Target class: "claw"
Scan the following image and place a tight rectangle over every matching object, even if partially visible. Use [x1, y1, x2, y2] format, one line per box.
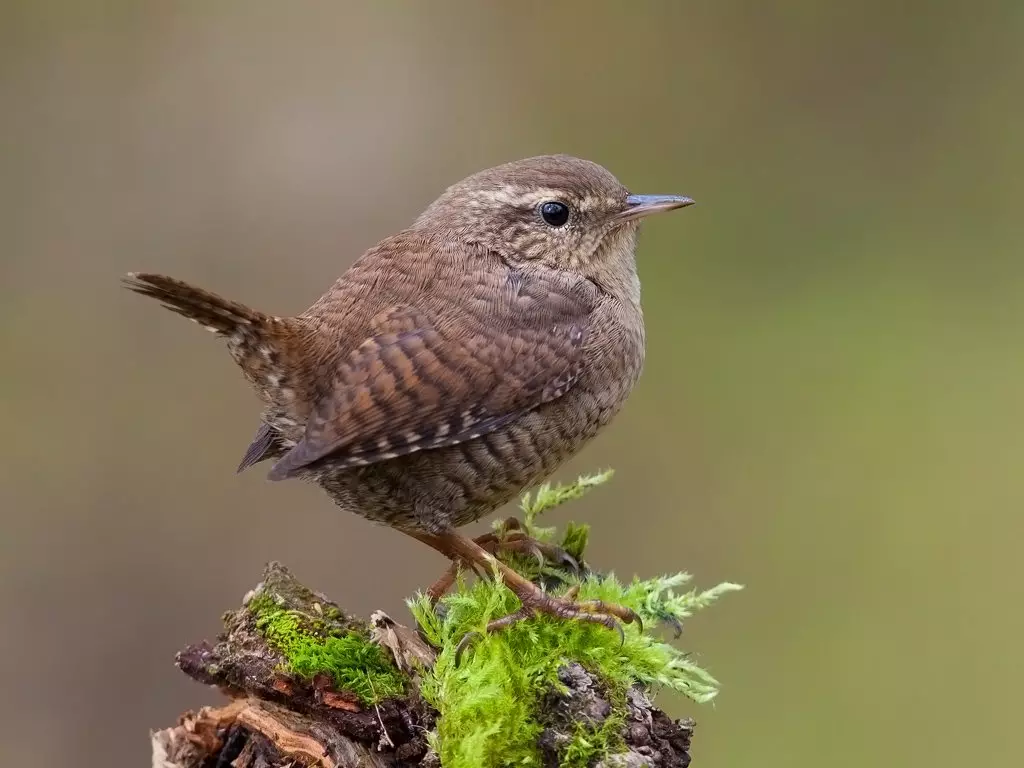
[494, 538, 551, 573]
[531, 545, 546, 571]
[500, 517, 523, 534]
[514, 541, 545, 571]
[557, 550, 581, 574]
[454, 630, 482, 666]
[565, 611, 627, 646]
[663, 615, 683, 639]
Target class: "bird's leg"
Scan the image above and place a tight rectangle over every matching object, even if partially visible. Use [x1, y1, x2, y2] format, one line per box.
[415, 518, 579, 603]
[414, 531, 639, 657]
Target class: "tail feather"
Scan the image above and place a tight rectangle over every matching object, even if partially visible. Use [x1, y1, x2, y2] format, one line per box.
[123, 270, 309, 399]
[125, 271, 317, 461]
[122, 272, 264, 335]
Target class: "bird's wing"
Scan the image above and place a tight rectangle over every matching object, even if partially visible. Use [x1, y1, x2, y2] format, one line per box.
[266, 268, 596, 480]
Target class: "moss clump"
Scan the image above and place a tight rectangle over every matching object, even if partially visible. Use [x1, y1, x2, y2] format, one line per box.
[560, 714, 626, 767]
[248, 592, 406, 705]
[410, 471, 743, 768]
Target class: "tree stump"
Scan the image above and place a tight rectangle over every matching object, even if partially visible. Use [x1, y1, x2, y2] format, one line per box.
[151, 561, 699, 768]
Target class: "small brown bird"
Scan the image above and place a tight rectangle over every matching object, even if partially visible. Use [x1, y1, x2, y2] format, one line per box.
[124, 154, 692, 638]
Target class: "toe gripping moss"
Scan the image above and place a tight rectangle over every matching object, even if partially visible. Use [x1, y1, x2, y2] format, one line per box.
[162, 471, 742, 768]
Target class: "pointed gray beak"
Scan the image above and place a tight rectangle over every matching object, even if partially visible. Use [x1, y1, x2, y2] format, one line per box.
[617, 194, 695, 222]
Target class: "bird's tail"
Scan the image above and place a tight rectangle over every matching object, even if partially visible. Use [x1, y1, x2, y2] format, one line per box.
[122, 272, 267, 336]
[122, 272, 310, 405]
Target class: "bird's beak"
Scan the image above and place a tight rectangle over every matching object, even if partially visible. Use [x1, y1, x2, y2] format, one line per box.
[616, 194, 695, 223]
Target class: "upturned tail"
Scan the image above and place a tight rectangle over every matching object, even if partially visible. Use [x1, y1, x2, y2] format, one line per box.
[122, 272, 310, 407]
[122, 272, 267, 336]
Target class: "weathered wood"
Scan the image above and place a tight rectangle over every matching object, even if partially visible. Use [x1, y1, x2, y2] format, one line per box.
[150, 561, 695, 768]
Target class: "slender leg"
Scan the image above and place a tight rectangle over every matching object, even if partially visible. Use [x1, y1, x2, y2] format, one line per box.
[407, 529, 640, 657]
[415, 518, 579, 603]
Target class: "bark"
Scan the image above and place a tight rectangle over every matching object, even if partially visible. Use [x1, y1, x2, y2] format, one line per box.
[150, 561, 696, 768]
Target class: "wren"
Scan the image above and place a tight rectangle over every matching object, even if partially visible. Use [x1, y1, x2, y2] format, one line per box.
[124, 154, 692, 639]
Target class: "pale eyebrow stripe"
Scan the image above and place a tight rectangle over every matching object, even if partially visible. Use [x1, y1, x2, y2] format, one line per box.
[473, 186, 606, 211]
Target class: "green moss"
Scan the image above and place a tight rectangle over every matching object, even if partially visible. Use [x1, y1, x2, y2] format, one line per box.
[561, 714, 626, 768]
[248, 593, 406, 704]
[411, 571, 739, 767]
[560, 521, 591, 564]
[409, 471, 743, 768]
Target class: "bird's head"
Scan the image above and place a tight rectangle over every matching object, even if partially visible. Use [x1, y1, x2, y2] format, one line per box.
[413, 154, 692, 300]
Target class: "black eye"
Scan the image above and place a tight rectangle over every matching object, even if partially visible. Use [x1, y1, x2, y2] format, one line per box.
[539, 201, 570, 227]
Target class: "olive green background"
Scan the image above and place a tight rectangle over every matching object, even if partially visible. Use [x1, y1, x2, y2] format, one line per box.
[2, 2, 1022, 766]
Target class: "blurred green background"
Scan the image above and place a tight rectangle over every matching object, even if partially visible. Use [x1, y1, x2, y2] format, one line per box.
[2, 2, 1022, 766]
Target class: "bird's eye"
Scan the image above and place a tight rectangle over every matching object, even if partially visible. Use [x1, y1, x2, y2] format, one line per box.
[539, 201, 570, 227]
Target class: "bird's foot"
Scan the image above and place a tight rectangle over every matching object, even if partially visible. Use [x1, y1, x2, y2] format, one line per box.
[408, 530, 637, 663]
[425, 517, 579, 603]
[487, 516, 581, 573]
[455, 583, 641, 663]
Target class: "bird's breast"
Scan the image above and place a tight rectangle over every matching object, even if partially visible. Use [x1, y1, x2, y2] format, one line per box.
[580, 299, 645, 411]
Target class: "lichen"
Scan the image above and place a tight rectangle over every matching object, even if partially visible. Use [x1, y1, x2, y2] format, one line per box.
[409, 471, 743, 768]
[247, 590, 406, 705]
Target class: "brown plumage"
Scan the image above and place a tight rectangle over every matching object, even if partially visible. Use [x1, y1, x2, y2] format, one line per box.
[124, 154, 692, 640]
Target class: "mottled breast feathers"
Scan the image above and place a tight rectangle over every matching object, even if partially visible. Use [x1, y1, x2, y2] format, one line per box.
[265, 258, 599, 480]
